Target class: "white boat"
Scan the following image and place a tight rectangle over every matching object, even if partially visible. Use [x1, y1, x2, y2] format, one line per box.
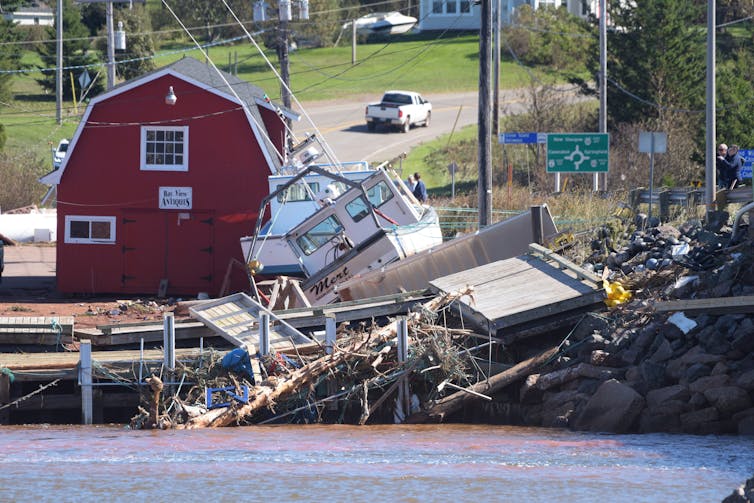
[242, 161, 443, 306]
[344, 12, 418, 36]
[239, 159, 374, 276]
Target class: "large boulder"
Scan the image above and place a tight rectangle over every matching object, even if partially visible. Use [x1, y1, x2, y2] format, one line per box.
[703, 386, 752, 416]
[572, 379, 645, 433]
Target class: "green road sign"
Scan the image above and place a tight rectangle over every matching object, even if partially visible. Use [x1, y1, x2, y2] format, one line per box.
[546, 133, 609, 173]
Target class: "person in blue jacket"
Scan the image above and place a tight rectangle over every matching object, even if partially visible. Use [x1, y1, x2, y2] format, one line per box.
[412, 172, 428, 203]
[720, 144, 745, 189]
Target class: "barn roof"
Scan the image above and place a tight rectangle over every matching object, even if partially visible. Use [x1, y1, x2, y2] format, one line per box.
[41, 56, 297, 185]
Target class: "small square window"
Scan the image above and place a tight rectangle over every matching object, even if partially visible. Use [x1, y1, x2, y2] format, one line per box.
[141, 126, 188, 172]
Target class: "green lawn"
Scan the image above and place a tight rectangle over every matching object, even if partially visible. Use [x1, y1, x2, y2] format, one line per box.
[4, 32, 541, 160]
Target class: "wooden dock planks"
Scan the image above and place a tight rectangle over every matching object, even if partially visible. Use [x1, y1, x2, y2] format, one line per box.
[430, 246, 605, 334]
[0, 316, 75, 345]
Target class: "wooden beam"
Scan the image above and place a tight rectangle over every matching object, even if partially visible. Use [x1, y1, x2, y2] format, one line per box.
[653, 295, 754, 314]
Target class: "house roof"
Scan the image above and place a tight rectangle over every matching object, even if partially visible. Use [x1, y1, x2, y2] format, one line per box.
[40, 56, 297, 185]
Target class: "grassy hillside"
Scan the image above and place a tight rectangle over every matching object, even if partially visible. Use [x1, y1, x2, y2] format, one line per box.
[4, 32, 540, 162]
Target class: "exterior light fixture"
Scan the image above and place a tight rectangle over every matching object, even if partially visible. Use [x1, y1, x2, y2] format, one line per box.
[165, 86, 177, 106]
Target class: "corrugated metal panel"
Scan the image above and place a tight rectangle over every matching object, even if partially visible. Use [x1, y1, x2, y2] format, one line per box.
[337, 207, 558, 301]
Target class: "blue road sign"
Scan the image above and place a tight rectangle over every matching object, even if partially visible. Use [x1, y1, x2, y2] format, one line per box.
[739, 149, 754, 179]
[500, 132, 538, 144]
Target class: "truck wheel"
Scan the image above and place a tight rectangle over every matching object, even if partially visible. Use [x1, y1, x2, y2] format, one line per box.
[402, 117, 411, 133]
[424, 112, 431, 127]
[367, 122, 376, 132]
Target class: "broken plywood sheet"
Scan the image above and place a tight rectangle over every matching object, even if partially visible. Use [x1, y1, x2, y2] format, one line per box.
[337, 206, 558, 302]
[429, 250, 604, 334]
[189, 292, 313, 349]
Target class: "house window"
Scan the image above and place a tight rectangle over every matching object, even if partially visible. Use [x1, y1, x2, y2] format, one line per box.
[431, 0, 473, 15]
[141, 126, 188, 172]
[65, 216, 116, 244]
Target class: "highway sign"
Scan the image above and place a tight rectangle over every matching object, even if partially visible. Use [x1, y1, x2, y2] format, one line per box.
[546, 133, 609, 173]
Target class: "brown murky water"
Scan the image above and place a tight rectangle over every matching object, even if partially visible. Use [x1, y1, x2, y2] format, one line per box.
[0, 424, 751, 502]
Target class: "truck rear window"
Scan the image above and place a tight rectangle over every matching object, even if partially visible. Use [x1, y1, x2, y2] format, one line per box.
[382, 93, 412, 104]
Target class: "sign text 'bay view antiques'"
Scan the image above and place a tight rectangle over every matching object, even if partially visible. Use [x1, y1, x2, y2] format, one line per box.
[546, 133, 609, 173]
[159, 186, 193, 209]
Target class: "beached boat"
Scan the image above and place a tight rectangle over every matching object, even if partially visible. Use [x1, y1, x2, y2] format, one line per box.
[242, 162, 443, 306]
[343, 11, 418, 36]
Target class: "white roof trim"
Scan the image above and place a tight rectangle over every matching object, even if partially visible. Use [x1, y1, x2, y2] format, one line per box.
[40, 67, 283, 185]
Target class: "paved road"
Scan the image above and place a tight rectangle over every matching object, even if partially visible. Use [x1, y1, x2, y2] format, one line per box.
[292, 90, 529, 165]
[0, 245, 56, 298]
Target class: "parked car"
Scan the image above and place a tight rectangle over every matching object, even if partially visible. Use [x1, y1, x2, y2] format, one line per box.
[53, 139, 69, 170]
[365, 90, 431, 133]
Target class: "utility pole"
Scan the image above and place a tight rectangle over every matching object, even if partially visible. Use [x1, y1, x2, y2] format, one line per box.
[598, 0, 607, 191]
[492, 0, 500, 136]
[106, 0, 115, 89]
[478, 0, 492, 228]
[278, 0, 292, 130]
[56, 0, 63, 124]
[705, 0, 716, 215]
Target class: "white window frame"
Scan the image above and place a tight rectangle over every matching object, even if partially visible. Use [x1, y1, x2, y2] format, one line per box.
[140, 125, 189, 172]
[64, 215, 117, 244]
[431, 0, 474, 16]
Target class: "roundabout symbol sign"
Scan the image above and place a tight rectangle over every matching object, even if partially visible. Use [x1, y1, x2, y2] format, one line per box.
[546, 133, 609, 173]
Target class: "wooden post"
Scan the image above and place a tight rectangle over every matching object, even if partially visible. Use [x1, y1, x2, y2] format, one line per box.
[531, 205, 544, 245]
[259, 313, 270, 356]
[163, 313, 175, 371]
[351, 20, 356, 64]
[325, 314, 336, 355]
[80, 340, 93, 425]
[325, 314, 337, 411]
[396, 317, 410, 421]
[0, 372, 10, 424]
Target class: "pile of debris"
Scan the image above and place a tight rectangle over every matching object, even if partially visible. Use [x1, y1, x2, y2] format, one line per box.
[130, 209, 754, 435]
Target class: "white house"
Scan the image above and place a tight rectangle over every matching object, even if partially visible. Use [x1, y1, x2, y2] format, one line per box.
[4, 2, 54, 26]
[417, 0, 597, 31]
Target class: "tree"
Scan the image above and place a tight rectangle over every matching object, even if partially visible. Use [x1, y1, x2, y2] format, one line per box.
[290, 0, 343, 48]
[717, 49, 754, 149]
[587, 0, 706, 126]
[36, 0, 103, 101]
[504, 5, 595, 73]
[171, 0, 252, 42]
[93, 4, 156, 82]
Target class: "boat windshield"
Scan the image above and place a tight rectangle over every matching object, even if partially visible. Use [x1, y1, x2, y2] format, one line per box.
[296, 215, 344, 255]
[276, 182, 320, 203]
[345, 181, 395, 222]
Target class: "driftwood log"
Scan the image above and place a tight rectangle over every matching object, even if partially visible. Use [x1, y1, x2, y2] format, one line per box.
[405, 346, 558, 423]
[147, 375, 164, 428]
[177, 288, 473, 429]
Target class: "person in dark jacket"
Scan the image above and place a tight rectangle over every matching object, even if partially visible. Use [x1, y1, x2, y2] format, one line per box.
[722, 144, 745, 189]
[412, 172, 427, 203]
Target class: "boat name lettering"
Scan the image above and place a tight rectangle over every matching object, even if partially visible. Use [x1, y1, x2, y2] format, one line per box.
[310, 266, 350, 298]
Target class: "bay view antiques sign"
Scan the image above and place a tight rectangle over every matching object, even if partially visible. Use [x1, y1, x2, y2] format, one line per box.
[159, 187, 193, 209]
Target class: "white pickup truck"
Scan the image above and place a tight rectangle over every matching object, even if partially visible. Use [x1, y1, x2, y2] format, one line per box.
[365, 90, 432, 133]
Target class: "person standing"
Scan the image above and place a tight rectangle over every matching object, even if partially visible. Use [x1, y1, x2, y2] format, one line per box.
[406, 174, 417, 193]
[412, 172, 427, 203]
[723, 144, 745, 189]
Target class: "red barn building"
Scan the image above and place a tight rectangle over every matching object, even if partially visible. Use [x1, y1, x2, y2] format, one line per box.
[40, 57, 296, 296]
